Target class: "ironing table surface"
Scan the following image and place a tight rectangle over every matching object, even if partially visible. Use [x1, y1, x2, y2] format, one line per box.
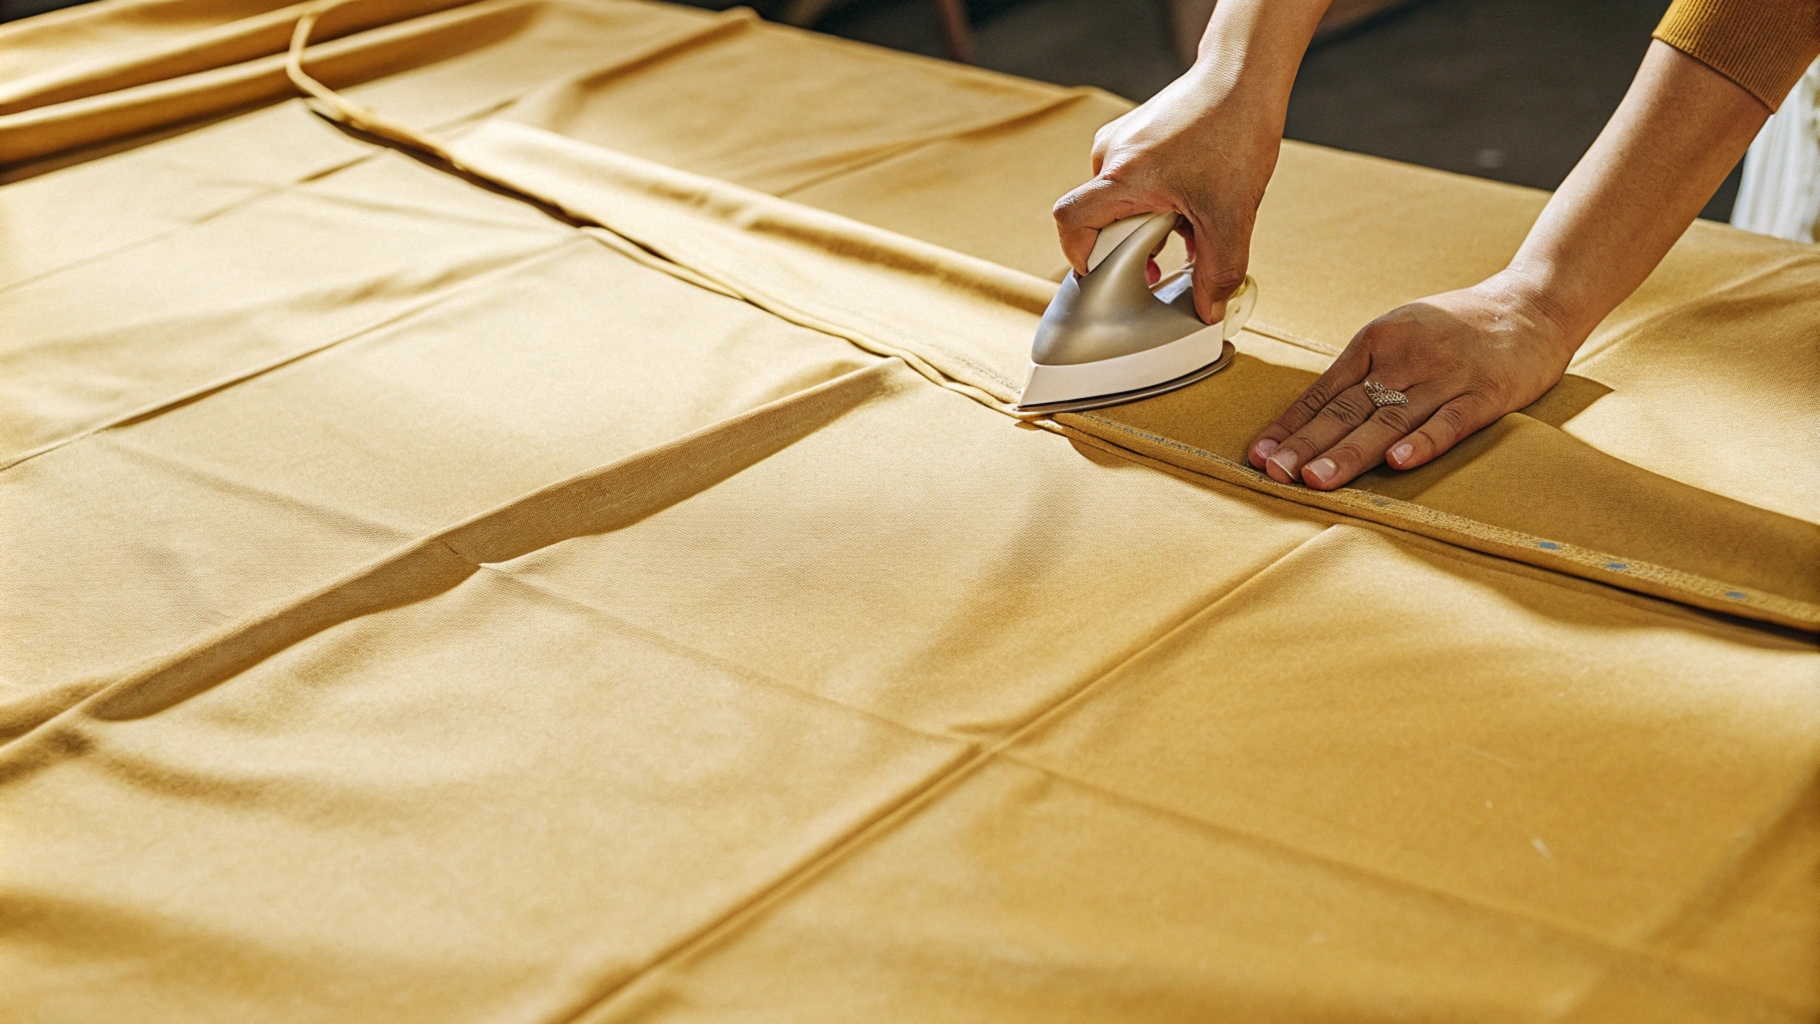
[2, 1, 1817, 1020]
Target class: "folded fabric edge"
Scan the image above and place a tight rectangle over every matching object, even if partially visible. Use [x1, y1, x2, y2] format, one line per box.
[434, 121, 1816, 633]
[444, 119, 1048, 402]
[1051, 412, 1819, 632]
[0, 0, 541, 165]
[188, 49, 1820, 633]
[0, 0, 486, 115]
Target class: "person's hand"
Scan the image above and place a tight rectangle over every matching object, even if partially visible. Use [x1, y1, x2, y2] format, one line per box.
[1247, 272, 1578, 490]
[1243, 39, 1771, 493]
[1052, 63, 1285, 325]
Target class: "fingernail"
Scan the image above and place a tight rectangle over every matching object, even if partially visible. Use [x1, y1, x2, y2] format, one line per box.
[1305, 457, 1337, 486]
[1266, 450, 1300, 481]
[1253, 438, 1278, 460]
[1389, 442, 1414, 467]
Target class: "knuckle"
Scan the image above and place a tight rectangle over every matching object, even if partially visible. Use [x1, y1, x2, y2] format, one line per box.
[1351, 313, 1403, 347]
[1053, 179, 1119, 221]
[1325, 441, 1370, 468]
[1371, 405, 1422, 434]
[1276, 436, 1319, 462]
[1289, 390, 1329, 420]
[1196, 263, 1247, 298]
[1458, 383, 1505, 416]
[1482, 378, 1517, 407]
[1097, 163, 1141, 190]
[1051, 190, 1090, 224]
[1347, 323, 1383, 349]
[1318, 392, 1373, 429]
[1430, 403, 1472, 438]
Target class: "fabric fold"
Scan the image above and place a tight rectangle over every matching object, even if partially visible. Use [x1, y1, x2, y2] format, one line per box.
[0, 0, 535, 164]
[0, 360, 896, 747]
[0, 0, 478, 115]
[5, 3, 1817, 1019]
[436, 117, 1820, 630]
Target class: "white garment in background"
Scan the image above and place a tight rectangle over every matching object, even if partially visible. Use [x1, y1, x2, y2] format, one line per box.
[1732, 58, 1820, 243]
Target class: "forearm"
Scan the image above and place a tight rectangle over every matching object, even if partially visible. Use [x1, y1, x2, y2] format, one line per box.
[1192, 0, 1333, 116]
[1503, 40, 1772, 352]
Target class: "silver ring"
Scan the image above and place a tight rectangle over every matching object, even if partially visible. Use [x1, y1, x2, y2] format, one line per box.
[1364, 381, 1408, 408]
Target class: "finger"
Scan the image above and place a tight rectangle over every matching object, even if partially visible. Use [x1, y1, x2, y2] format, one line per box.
[1183, 211, 1250, 326]
[1384, 390, 1505, 471]
[1299, 385, 1442, 490]
[1263, 381, 1385, 485]
[1247, 345, 1371, 471]
[1089, 124, 1114, 175]
[1052, 178, 1155, 275]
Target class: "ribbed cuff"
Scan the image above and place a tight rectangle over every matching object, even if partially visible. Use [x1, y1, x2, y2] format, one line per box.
[1653, 0, 1820, 108]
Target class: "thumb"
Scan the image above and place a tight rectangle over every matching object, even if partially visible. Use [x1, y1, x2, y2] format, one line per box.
[1184, 212, 1250, 326]
[1052, 177, 1159, 276]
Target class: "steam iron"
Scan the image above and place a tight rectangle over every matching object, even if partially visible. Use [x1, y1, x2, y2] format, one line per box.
[1016, 211, 1256, 416]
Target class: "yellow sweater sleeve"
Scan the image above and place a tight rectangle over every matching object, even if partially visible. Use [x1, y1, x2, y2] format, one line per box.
[1654, 0, 1820, 107]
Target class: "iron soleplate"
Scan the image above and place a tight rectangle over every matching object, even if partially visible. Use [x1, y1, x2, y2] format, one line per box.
[1013, 339, 1235, 417]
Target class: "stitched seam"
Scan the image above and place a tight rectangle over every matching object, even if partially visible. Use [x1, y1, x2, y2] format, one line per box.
[99, 433, 424, 540]
[0, 235, 584, 475]
[552, 527, 1334, 1023]
[0, 96, 500, 295]
[1064, 412, 1819, 629]
[474, 565, 963, 749]
[0, 2, 740, 296]
[996, 752, 1815, 1021]
[1051, 422, 1820, 652]
[435, 123, 1816, 630]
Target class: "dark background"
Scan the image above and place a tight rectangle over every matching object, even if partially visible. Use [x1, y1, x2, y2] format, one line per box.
[2, 0, 1741, 219]
[737, 0, 1741, 220]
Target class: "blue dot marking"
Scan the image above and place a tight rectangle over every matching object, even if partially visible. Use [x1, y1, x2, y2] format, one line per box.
[1605, 562, 1628, 571]
[1537, 541, 1560, 550]
[1725, 591, 1747, 601]
[1372, 497, 1390, 506]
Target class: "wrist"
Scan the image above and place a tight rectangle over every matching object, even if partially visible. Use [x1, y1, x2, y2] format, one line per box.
[1181, 57, 1293, 128]
[1474, 267, 1587, 364]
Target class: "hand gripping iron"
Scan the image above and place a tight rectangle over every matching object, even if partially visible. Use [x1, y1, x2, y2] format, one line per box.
[1016, 211, 1256, 415]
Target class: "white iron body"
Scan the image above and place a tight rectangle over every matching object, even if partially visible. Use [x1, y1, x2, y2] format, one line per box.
[1016, 211, 1256, 415]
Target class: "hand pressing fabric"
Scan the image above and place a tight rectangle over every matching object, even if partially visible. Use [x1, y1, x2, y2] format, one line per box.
[1054, 0, 1803, 489]
[1247, 276, 1573, 488]
[1248, 38, 1770, 489]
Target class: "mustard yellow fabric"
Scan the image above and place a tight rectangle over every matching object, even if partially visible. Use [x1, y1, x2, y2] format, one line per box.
[1, 2, 1816, 1021]
[421, 118, 1820, 627]
[1654, 0, 1820, 108]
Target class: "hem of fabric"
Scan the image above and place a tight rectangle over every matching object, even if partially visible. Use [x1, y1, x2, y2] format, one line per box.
[395, 115, 1819, 632]
[1054, 413, 1819, 631]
